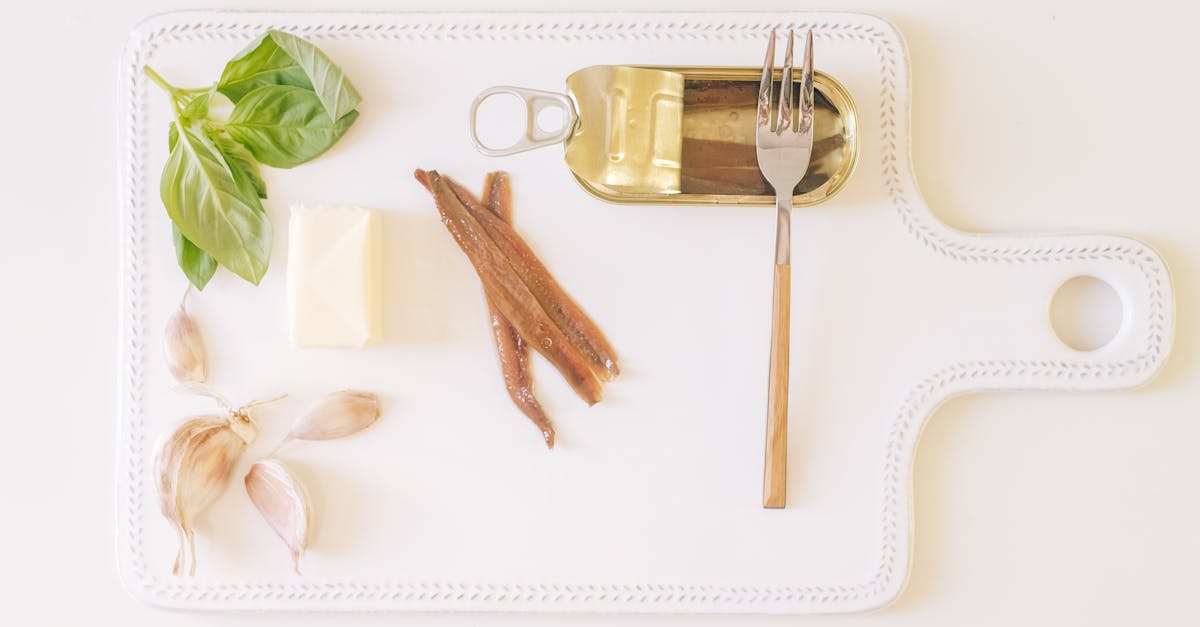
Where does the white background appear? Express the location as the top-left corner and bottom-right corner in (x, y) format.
(2, 0), (1197, 625)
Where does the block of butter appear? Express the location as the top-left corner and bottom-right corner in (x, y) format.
(287, 205), (382, 347)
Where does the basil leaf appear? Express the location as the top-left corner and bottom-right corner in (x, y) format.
(212, 133), (268, 199)
(266, 30), (361, 121)
(160, 121), (272, 285)
(217, 32), (313, 104)
(172, 225), (218, 290)
(170, 121), (219, 290)
(225, 85), (358, 169)
(217, 30), (361, 122)
(166, 126), (261, 289)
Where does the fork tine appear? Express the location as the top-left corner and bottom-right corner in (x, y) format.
(757, 29), (776, 130)
(799, 30), (814, 134)
(777, 30), (794, 135)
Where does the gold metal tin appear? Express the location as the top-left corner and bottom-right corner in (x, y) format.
(470, 66), (858, 207)
(575, 67), (858, 206)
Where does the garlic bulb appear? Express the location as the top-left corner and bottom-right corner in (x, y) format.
(153, 386), (280, 576)
(244, 459), (313, 574)
(282, 390), (380, 444)
(164, 286), (207, 383)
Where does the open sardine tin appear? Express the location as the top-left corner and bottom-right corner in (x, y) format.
(470, 65), (858, 206)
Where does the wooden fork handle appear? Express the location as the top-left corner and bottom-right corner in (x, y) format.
(763, 262), (791, 509)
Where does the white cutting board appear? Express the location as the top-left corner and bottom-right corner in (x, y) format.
(115, 11), (1174, 614)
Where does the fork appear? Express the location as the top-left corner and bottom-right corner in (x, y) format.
(756, 29), (815, 509)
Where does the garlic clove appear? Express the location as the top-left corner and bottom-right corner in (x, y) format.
(244, 459), (313, 574)
(164, 288), (207, 383)
(152, 415), (247, 576)
(284, 390), (380, 443)
(153, 416), (216, 574)
(152, 387), (278, 576)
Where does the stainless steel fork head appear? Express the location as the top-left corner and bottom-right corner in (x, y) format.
(755, 29), (816, 201)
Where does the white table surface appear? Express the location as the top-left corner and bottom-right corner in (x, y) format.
(3, 0), (1197, 625)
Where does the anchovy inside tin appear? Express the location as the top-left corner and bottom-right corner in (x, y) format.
(469, 65), (857, 206)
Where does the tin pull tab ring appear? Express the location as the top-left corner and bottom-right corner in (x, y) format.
(470, 86), (578, 157)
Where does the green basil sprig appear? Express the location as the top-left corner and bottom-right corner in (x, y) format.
(144, 30), (361, 290)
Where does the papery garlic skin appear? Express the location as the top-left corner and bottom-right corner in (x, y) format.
(152, 399), (261, 576)
(153, 416), (251, 576)
(245, 459), (313, 574)
(164, 298), (207, 383)
(285, 390), (380, 442)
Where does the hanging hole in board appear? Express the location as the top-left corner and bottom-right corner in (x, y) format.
(1050, 275), (1125, 352)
